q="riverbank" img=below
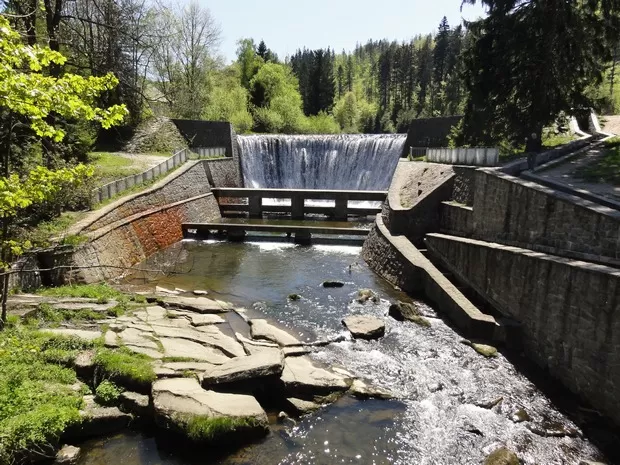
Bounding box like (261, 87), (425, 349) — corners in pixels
(1, 282), (390, 464)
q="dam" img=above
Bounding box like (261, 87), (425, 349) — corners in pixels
(27, 120), (619, 465)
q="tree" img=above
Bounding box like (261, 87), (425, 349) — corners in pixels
(256, 39), (278, 63)
(152, 2), (221, 119)
(460, 0), (620, 151)
(0, 16), (127, 328)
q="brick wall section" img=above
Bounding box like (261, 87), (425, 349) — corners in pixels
(70, 194), (221, 283)
(426, 233), (620, 425)
(82, 161), (211, 233)
(472, 169), (620, 261)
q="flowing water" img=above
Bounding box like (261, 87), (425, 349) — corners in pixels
(238, 134), (405, 190)
(78, 240), (615, 465)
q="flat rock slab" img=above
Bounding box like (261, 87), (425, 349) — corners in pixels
(249, 319), (301, 347)
(42, 329), (102, 342)
(287, 397), (323, 414)
(152, 325), (245, 358)
(161, 296), (229, 314)
(190, 314), (226, 326)
(342, 315), (385, 340)
(119, 391), (151, 417)
(163, 362), (216, 372)
(125, 345), (163, 359)
(152, 378), (268, 439)
(201, 348), (284, 387)
(159, 337), (230, 364)
(54, 445), (81, 465)
(349, 379), (395, 400)
(281, 356), (352, 397)
(118, 328), (159, 349)
(104, 331), (120, 348)
(51, 301), (118, 312)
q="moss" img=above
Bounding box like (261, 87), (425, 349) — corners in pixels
(182, 415), (263, 442)
(472, 343), (498, 358)
(94, 348), (156, 385)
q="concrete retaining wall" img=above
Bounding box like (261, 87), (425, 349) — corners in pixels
(427, 147), (499, 166)
(426, 233), (620, 425)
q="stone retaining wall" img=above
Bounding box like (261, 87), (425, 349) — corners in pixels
(440, 202), (473, 237)
(426, 233), (620, 425)
(362, 215), (498, 339)
(67, 194), (221, 283)
(204, 158), (242, 188)
(80, 162), (212, 234)
(472, 169), (620, 262)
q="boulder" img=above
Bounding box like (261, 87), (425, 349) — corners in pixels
(287, 397), (323, 415)
(288, 294), (301, 301)
(152, 378), (268, 443)
(53, 445), (81, 465)
(461, 340), (498, 358)
(388, 301), (430, 327)
(74, 350), (96, 378)
(65, 395), (131, 440)
(281, 356), (352, 398)
(342, 315), (385, 340)
(249, 319), (301, 347)
(159, 337), (230, 364)
(322, 281), (344, 288)
(348, 379), (395, 400)
(483, 447), (519, 465)
(356, 289), (378, 304)
(119, 391), (151, 418)
(161, 296), (229, 314)
(201, 348), (284, 388)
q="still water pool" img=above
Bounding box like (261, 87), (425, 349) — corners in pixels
(78, 240), (614, 465)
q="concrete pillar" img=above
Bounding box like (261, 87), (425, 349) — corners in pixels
(294, 231), (312, 245)
(291, 196), (304, 220)
(249, 196), (262, 218)
(228, 229), (246, 242)
(334, 196), (348, 221)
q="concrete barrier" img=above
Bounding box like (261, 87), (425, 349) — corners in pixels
(425, 147), (499, 166)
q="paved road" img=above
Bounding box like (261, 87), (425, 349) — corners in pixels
(535, 145), (620, 202)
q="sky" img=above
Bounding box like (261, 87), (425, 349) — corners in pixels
(200, 0), (487, 63)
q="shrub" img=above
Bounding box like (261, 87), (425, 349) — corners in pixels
(95, 381), (123, 406)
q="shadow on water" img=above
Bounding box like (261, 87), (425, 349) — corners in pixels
(83, 240), (620, 465)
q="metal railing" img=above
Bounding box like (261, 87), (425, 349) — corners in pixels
(92, 148), (190, 204)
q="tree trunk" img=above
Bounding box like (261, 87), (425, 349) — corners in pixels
(0, 114), (12, 330)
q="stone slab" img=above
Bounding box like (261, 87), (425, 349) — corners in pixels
(342, 315), (385, 340)
(201, 348), (283, 387)
(249, 319), (301, 347)
(159, 337), (230, 364)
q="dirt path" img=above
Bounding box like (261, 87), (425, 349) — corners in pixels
(114, 152), (169, 171)
(602, 115), (620, 135)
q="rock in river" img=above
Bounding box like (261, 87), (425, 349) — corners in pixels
(53, 445), (81, 465)
(322, 280), (345, 288)
(201, 348), (284, 388)
(483, 447), (520, 465)
(249, 319), (301, 346)
(342, 315), (385, 340)
(281, 355), (352, 398)
(152, 378), (268, 443)
(388, 301), (430, 327)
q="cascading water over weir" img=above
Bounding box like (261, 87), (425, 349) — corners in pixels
(238, 134), (406, 190)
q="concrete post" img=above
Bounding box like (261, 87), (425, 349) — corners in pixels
(334, 196), (348, 221)
(294, 231), (312, 245)
(249, 196), (262, 218)
(291, 196), (304, 220)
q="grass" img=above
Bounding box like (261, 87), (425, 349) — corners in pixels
(542, 133), (575, 148)
(0, 326), (92, 463)
(94, 348), (156, 385)
(26, 211), (88, 247)
(37, 283), (124, 302)
(26, 302), (126, 327)
(182, 415), (263, 442)
(574, 145), (620, 185)
(89, 152), (142, 184)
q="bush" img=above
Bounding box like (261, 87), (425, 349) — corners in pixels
(38, 283), (124, 302)
(95, 381), (123, 406)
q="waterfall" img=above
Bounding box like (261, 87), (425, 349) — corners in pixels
(238, 134), (406, 191)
